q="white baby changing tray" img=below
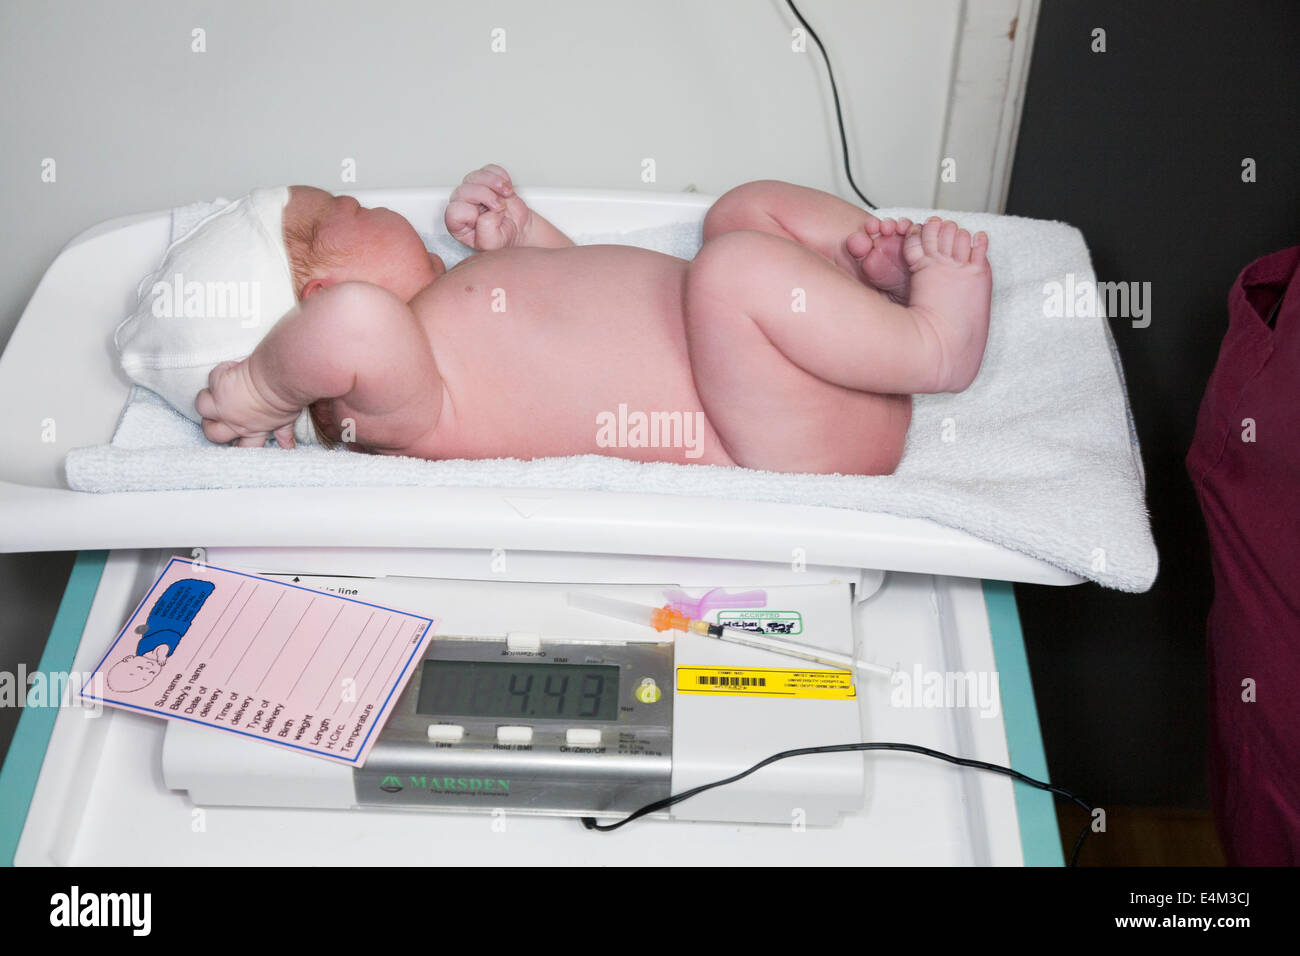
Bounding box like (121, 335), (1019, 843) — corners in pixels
(2, 187), (1158, 867)
(0, 185), (1143, 587)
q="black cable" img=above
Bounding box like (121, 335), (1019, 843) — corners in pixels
(783, 0), (877, 209)
(582, 740), (1096, 867)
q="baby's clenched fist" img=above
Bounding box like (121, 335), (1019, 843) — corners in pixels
(445, 163), (533, 251)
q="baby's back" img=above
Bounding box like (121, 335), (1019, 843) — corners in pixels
(407, 244), (731, 465)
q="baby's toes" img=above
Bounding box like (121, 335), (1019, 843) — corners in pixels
(846, 229), (873, 260)
(971, 231), (990, 268)
(902, 223), (927, 268)
(918, 217), (944, 258)
(952, 228), (972, 265)
(938, 220), (959, 258)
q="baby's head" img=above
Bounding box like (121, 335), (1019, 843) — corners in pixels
(117, 185), (442, 447)
(282, 186), (441, 304)
(106, 653), (164, 693)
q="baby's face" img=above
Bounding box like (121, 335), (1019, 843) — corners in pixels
(107, 654), (162, 693)
(285, 186), (439, 301)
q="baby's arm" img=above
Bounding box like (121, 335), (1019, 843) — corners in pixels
(445, 164), (574, 250)
(196, 283), (444, 452)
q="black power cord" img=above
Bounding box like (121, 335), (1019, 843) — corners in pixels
(582, 740), (1096, 867)
(784, 0), (878, 209)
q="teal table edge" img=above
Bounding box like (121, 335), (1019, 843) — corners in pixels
(0, 550), (108, 867)
(983, 579), (1064, 867)
(1, 554), (1062, 866)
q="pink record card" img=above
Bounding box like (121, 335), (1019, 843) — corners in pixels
(80, 557), (436, 765)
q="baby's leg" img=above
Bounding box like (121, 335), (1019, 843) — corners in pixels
(703, 180), (916, 301)
(683, 224), (989, 474)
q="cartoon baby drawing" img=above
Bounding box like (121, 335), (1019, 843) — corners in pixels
(107, 578), (215, 693)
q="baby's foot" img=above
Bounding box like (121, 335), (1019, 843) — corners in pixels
(902, 217), (992, 393)
(846, 213), (914, 302)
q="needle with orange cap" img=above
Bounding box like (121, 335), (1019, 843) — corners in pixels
(566, 592), (895, 677)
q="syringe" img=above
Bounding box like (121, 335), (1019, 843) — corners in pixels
(566, 592), (895, 677)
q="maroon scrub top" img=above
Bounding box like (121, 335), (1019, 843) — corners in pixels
(1187, 245), (1300, 865)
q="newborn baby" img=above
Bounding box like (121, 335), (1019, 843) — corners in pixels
(195, 165), (991, 475)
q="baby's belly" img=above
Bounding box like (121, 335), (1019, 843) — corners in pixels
(408, 245), (733, 466)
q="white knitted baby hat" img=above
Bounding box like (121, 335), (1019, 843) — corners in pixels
(115, 186), (316, 445)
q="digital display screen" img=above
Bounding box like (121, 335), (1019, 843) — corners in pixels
(416, 660), (620, 721)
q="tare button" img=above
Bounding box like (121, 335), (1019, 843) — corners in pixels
(426, 724), (464, 743)
(496, 725), (534, 745)
(506, 631), (542, 653)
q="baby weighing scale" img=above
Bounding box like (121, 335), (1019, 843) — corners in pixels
(0, 188), (1086, 865)
(162, 570), (867, 826)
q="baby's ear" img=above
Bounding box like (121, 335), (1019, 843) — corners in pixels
(301, 278), (334, 300)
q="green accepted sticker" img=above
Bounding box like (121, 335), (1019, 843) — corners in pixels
(714, 610), (803, 636)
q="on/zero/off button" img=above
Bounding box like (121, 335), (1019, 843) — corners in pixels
(497, 725), (533, 745)
(566, 728), (602, 747)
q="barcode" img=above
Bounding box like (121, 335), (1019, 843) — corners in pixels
(697, 676), (767, 687)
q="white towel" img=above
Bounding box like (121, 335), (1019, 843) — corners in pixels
(65, 203), (1157, 592)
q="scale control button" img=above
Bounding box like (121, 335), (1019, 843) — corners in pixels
(506, 631), (542, 652)
(497, 725), (534, 745)
(634, 678), (662, 704)
(566, 728), (602, 747)
(427, 724), (465, 743)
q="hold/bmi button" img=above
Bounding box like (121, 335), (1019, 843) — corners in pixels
(497, 725), (533, 745)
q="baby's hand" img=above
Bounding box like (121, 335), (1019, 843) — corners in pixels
(196, 360), (300, 449)
(445, 164), (532, 250)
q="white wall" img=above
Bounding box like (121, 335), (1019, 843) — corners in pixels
(0, 0), (963, 348)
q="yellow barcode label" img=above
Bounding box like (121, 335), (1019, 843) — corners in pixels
(676, 666), (856, 700)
